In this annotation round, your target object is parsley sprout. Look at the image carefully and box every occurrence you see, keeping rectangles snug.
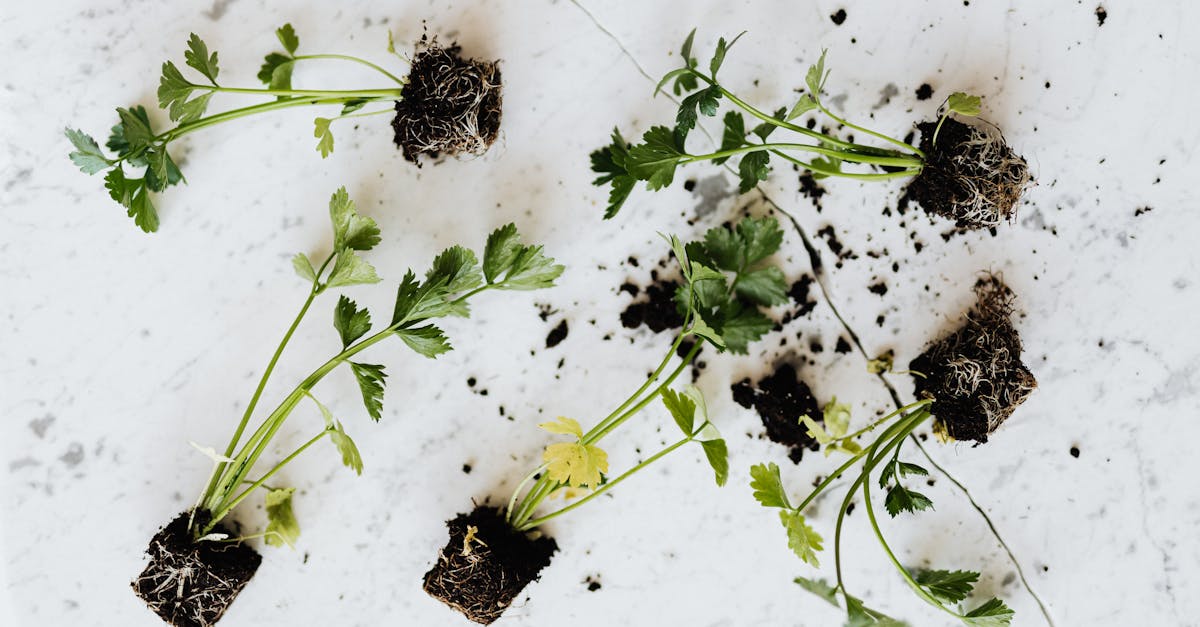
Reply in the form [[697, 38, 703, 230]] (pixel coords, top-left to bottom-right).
[[591, 31, 1025, 231], [187, 186, 562, 546], [67, 25, 409, 232], [749, 398, 1015, 626]]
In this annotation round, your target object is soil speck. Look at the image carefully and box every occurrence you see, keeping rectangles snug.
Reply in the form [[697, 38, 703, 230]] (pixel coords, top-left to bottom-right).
[[1095, 6, 1107, 26], [831, 8, 847, 25], [916, 83, 933, 100], [546, 320, 569, 348], [585, 575, 602, 591], [1069, 446, 1080, 458]]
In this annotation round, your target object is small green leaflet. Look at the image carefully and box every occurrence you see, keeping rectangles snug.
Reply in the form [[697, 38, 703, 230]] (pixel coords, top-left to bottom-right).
[[751, 107, 787, 141], [65, 129, 110, 174], [329, 421, 364, 475], [700, 438, 728, 486], [292, 253, 318, 282], [116, 106, 155, 152], [333, 296, 372, 347], [158, 61, 215, 123], [103, 168, 159, 232], [397, 325, 451, 358], [258, 53, 294, 89], [734, 267, 788, 306], [349, 362, 387, 421], [749, 462, 791, 509], [962, 598, 1014, 626], [673, 29, 700, 95], [675, 85, 722, 141], [781, 509, 823, 566], [805, 49, 829, 99], [708, 32, 745, 78], [481, 223, 564, 290], [715, 306, 772, 354], [913, 569, 978, 605], [626, 126, 685, 191], [326, 250, 381, 288], [314, 118, 334, 158], [947, 92, 983, 117], [264, 487, 300, 547], [737, 151, 770, 193], [328, 186, 381, 252], [794, 576, 839, 607], [788, 94, 819, 120], [844, 595, 909, 627], [884, 484, 934, 517], [688, 316, 724, 348], [183, 33, 220, 84], [703, 215, 783, 270], [276, 23, 300, 55], [715, 111, 745, 165], [878, 459, 928, 489], [661, 387, 697, 435], [590, 129, 636, 219]]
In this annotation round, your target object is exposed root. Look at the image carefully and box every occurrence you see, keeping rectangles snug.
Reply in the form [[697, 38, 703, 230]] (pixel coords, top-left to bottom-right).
[[910, 274, 1037, 442], [423, 506, 557, 624], [131, 512, 261, 627], [907, 117, 1032, 230], [392, 37, 503, 164]]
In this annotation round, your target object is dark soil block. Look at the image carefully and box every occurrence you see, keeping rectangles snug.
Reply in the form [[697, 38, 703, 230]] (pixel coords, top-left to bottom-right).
[[392, 37, 502, 164], [620, 279, 684, 332], [424, 506, 557, 624], [732, 363, 820, 463], [905, 117, 1031, 230], [909, 274, 1037, 442], [131, 512, 261, 627]]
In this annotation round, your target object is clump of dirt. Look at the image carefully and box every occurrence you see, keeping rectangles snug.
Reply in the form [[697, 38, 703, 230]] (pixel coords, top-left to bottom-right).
[[798, 173, 827, 211], [545, 320, 568, 348], [620, 279, 684, 332], [423, 506, 557, 624], [732, 363, 820, 462], [392, 37, 503, 164], [905, 117, 1032, 230], [131, 511, 262, 627], [909, 274, 1037, 442]]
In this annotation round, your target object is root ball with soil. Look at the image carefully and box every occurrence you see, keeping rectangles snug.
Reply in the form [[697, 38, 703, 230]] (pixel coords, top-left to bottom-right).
[[392, 38, 503, 164], [910, 273, 1037, 442]]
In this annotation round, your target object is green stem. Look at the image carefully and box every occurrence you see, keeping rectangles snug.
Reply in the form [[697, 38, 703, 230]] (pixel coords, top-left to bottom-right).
[[585, 342, 701, 444], [767, 150, 920, 181], [293, 53, 408, 85], [685, 143, 922, 169], [816, 103, 925, 158], [516, 435, 693, 531], [206, 85, 403, 99], [156, 96, 392, 145], [205, 429, 330, 531], [505, 464, 547, 525]]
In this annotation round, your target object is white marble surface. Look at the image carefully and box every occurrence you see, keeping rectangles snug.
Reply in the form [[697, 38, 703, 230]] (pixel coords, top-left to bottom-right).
[[3, 1, 1197, 625]]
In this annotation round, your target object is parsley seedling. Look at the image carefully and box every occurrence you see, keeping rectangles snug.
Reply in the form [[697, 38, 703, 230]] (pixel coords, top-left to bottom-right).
[[503, 216, 788, 532], [184, 187, 562, 544], [749, 398, 1015, 626], [591, 31, 1025, 230], [67, 25, 411, 232]]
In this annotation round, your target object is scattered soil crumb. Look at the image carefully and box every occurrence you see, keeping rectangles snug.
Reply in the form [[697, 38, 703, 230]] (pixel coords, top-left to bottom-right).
[[835, 337, 852, 354], [731, 364, 820, 463], [868, 281, 888, 296], [585, 575, 602, 592], [1095, 6, 1107, 26], [831, 8, 847, 25], [916, 83, 933, 100], [545, 320, 569, 348]]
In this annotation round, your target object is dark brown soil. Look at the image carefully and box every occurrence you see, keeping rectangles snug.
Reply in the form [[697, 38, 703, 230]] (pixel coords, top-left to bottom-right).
[[131, 512, 261, 627], [904, 118, 1031, 230], [909, 274, 1037, 442], [392, 37, 502, 164], [545, 320, 568, 348], [423, 506, 557, 624], [732, 363, 820, 463], [620, 279, 684, 332], [916, 83, 934, 100]]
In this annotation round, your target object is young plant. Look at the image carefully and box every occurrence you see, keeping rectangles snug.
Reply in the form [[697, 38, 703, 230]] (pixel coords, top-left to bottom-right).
[[423, 216, 791, 624], [591, 30, 1030, 230], [66, 25, 502, 232], [131, 187, 561, 627], [747, 274, 1037, 626]]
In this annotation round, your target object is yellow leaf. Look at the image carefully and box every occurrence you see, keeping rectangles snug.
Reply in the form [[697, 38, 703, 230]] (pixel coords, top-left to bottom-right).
[[543, 441, 608, 488], [538, 416, 583, 438]]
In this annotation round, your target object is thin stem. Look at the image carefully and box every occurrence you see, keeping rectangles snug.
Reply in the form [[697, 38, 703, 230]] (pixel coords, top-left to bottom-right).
[[816, 103, 925, 158], [206, 85, 403, 99], [516, 435, 692, 531], [205, 429, 329, 531], [586, 343, 700, 444], [685, 143, 922, 169], [505, 464, 548, 525], [156, 96, 391, 145], [336, 108, 395, 121], [768, 150, 920, 181], [293, 53, 408, 85]]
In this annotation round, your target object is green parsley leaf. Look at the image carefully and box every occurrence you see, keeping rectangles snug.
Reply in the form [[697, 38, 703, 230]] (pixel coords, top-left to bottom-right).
[[65, 128, 110, 174], [884, 485, 934, 517], [292, 252, 317, 283], [781, 509, 823, 566], [805, 49, 829, 99], [539, 416, 583, 437], [675, 85, 722, 141], [751, 108, 787, 141], [845, 595, 909, 627], [258, 52, 293, 86], [734, 266, 788, 306], [947, 92, 983, 117], [183, 33, 220, 84], [737, 150, 770, 193], [689, 316, 725, 348], [329, 421, 363, 475], [715, 110, 746, 165], [788, 94, 819, 120], [661, 387, 697, 435], [716, 305, 772, 354], [314, 117, 334, 158], [397, 324, 451, 358], [326, 250, 381, 288], [737, 215, 785, 264], [116, 106, 155, 152], [349, 362, 387, 421], [428, 246, 484, 294], [333, 296, 372, 347], [749, 462, 791, 509], [328, 186, 381, 252], [709, 32, 746, 77], [913, 569, 978, 605], [962, 598, 1014, 626], [264, 487, 299, 547], [591, 128, 637, 219], [276, 23, 300, 55], [626, 126, 684, 190], [674, 29, 699, 94], [340, 99, 367, 115], [700, 438, 728, 486], [794, 576, 840, 607], [481, 224, 564, 290]]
